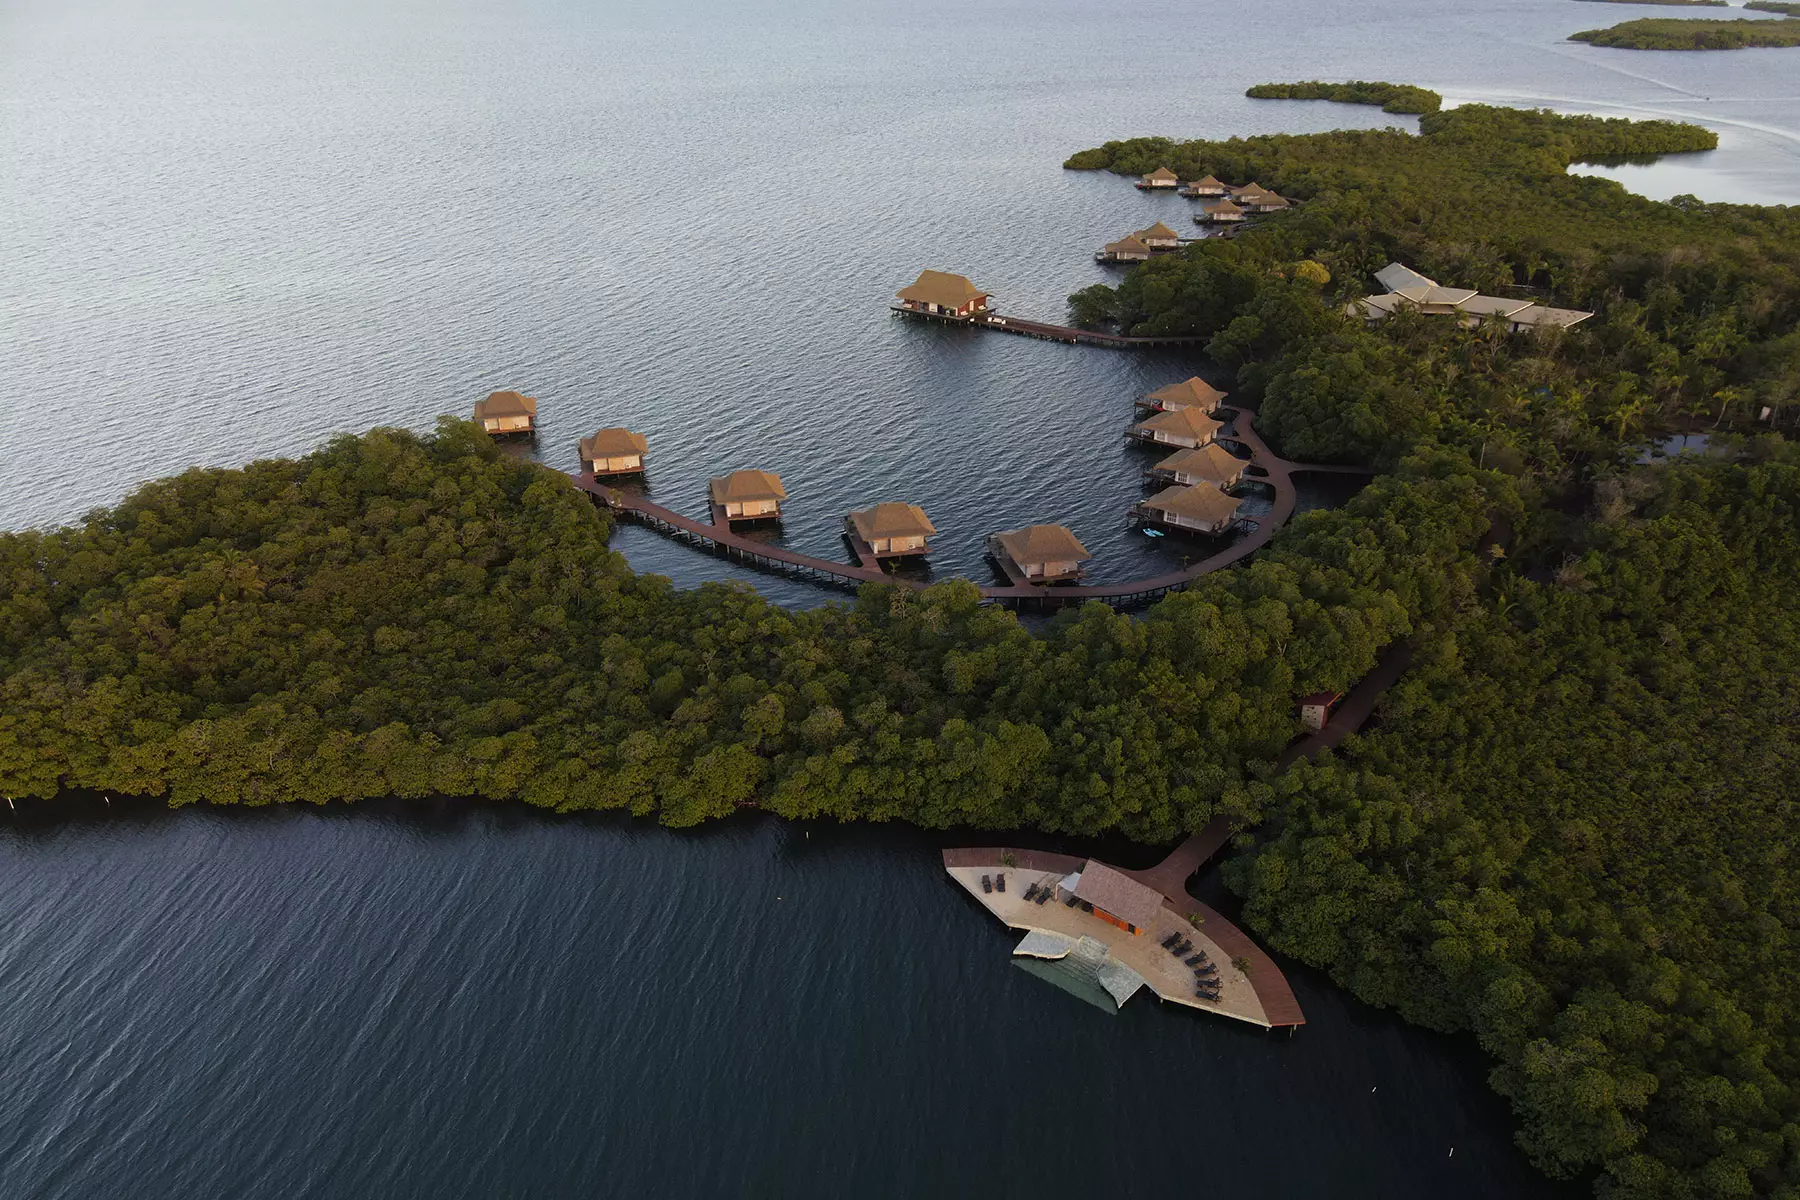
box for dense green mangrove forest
[1569,15,1800,47]
[1244,80,1442,114]
[1063,103,1800,1198]
[4,101,1799,1198]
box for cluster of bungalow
[1134,168,1292,225]
[1124,377,1248,536]
[1095,221,1183,263]
[1348,263,1594,332]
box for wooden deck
[891,304,1205,348]
[942,844,1305,1029]
[569,407,1374,610]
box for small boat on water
[1142,528,1165,538]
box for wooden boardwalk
[891,304,1206,348]
[569,407,1374,610]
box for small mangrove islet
[1243,80,1442,114]
[1570,14,1800,46]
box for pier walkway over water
[890,303,1206,348]
[569,407,1373,609]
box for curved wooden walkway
[570,407,1373,609]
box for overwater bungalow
[1195,197,1246,224]
[895,270,991,318]
[709,470,787,523]
[1134,221,1183,249]
[473,390,537,437]
[1136,376,1227,414]
[1179,174,1229,198]
[1136,166,1180,190]
[987,524,1091,584]
[1097,234,1153,263]
[579,428,647,476]
[846,502,936,560]
[1148,443,1245,488]
[1126,405,1223,449]
[1132,482,1244,535]
[1231,183,1291,212]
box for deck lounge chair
[982,875,992,893]
[996,874,1005,892]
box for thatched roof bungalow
[847,502,937,558]
[1151,443,1246,488]
[710,470,787,522]
[1137,166,1180,189]
[1134,483,1243,535]
[473,390,537,436]
[896,270,991,318]
[579,428,647,475]
[1127,405,1223,449]
[1134,221,1183,249]
[988,524,1091,583]
[1139,376,1227,414]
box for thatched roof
[849,502,936,541]
[994,524,1091,565]
[1105,235,1152,255]
[710,470,787,503]
[1070,861,1165,929]
[1137,406,1223,441]
[1142,482,1242,525]
[1155,443,1244,482]
[1146,376,1227,411]
[1143,166,1179,182]
[580,428,647,458]
[896,270,989,308]
[1187,174,1226,190]
[474,390,537,419]
[1135,221,1183,241]
[1200,198,1244,217]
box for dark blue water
[0,804,1580,1199]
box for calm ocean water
[1,1,1793,1194]
[0,804,1583,1200]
